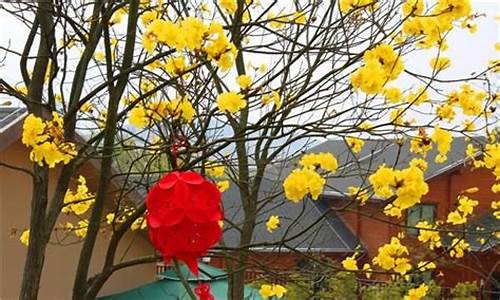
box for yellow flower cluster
[128,97,196,129]
[449,238,470,258]
[402,0,424,17]
[447,84,486,117]
[446,195,478,225]
[339,0,376,14]
[430,56,451,72]
[283,168,326,202]
[283,153,338,202]
[205,161,225,178]
[74,220,88,239]
[483,143,500,180]
[22,113,77,168]
[383,86,403,104]
[348,186,369,204]
[342,253,359,271]
[219,0,237,14]
[406,87,429,106]
[402,0,472,49]
[266,215,280,233]
[436,103,455,121]
[346,137,365,153]
[142,17,237,71]
[259,284,287,299]
[431,126,453,163]
[415,221,442,250]
[261,91,281,109]
[299,152,338,172]
[265,11,307,28]
[491,201,500,219]
[106,210,147,231]
[217,180,230,192]
[216,91,247,114]
[372,237,412,276]
[410,129,432,157]
[351,43,404,94]
[369,160,429,218]
[404,283,428,300]
[61,176,95,215]
[236,75,252,90]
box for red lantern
[146,171,223,276]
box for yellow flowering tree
[0,0,498,299]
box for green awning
[98,263,262,300]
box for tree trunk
[19,167,50,300]
[19,0,54,298]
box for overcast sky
[0,0,498,106]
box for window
[410,270,433,284]
[406,204,436,235]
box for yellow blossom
[22,114,46,147]
[217,180,230,192]
[140,11,158,26]
[74,220,89,239]
[407,87,429,105]
[394,257,412,275]
[266,215,280,233]
[272,284,287,298]
[217,91,247,114]
[404,283,428,300]
[259,284,273,298]
[219,0,237,14]
[299,152,338,172]
[417,261,436,271]
[20,229,29,246]
[22,113,76,168]
[383,86,403,103]
[261,91,281,109]
[346,137,364,153]
[339,0,376,13]
[342,254,359,271]
[416,221,442,249]
[292,11,307,24]
[430,56,451,71]
[236,75,252,89]
[447,210,467,225]
[348,186,369,204]
[436,103,455,121]
[402,0,425,16]
[363,263,372,278]
[128,106,149,129]
[61,176,95,215]
[449,238,470,258]
[457,195,478,216]
[131,217,147,231]
[431,126,452,163]
[106,213,116,225]
[205,161,225,178]
[283,168,326,202]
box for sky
[0,0,498,109]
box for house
[211,176,359,279]
[308,138,499,290]
[217,137,498,292]
[0,107,156,300]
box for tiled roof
[0,106,26,131]
[222,176,360,252]
[268,137,476,198]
